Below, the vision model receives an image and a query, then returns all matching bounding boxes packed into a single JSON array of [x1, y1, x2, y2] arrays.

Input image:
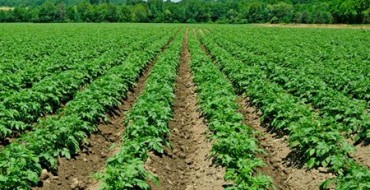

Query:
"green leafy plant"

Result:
[[199, 28, 370, 189], [0, 33, 154, 139], [96, 31, 182, 190], [0, 27, 177, 190], [188, 31, 273, 189]]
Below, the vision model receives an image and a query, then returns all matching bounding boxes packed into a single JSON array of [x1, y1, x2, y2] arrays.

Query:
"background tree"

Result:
[[76, 1, 94, 22], [38, 1, 58, 22], [244, 2, 268, 23], [56, 3, 66, 21], [0, 0, 369, 24], [268, 2, 294, 23], [117, 5, 132, 22], [147, 0, 163, 22], [66, 5, 80, 22], [364, 7, 370, 23], [132, 3, 148, 22]]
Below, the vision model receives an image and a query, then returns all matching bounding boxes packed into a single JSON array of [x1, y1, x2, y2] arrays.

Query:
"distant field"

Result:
[[0, 23, 369, 190], [255, 23, 370, 30], [0, 6, 13, 11]]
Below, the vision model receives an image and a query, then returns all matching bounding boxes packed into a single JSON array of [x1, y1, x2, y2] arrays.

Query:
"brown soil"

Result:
[[353, 145, 370, 169], [238, 96, 335, 190], [348, 140, 370, 169], [145, 30, 226, 190], [197, 29, 335, 189], [255, 23, 370, 30], [32, 36, 175, 190]]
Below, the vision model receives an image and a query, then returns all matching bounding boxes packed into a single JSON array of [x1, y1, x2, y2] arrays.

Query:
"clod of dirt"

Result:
[[70, 178, 79, 189], [40, 169, 50, 180]]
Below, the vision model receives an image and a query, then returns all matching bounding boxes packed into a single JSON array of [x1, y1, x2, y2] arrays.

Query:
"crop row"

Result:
[[1, 29, 96, 74], [0, 31, 165, 140], [211, 27, 370, 75], [0, 35, 134, 101], [198, 30, 370, 189], [96, 31, 183, 190], [188, 31, 273, 189], [210, 27, 370, 106], [0, 24, 127, 74], [0, 30, 177, 190], [205, 32, 370, 142]]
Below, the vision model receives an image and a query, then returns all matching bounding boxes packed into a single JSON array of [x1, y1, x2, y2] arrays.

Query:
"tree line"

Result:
[[0, 0, 369, 24]]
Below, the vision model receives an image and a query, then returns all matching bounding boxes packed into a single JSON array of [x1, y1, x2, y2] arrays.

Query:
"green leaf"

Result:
[[307, 158, 316, 168], [0, 175, 8, 182]]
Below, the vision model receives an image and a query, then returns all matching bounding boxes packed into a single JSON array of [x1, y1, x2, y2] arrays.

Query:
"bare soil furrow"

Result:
[[145, 30, 225, 190], [31, 33, 180, 190], [237, 96, 335, 190], [197, 28, 334, 190], [348, 140, 370, 169]]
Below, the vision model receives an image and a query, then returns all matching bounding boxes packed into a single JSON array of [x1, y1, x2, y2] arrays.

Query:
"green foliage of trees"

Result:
[[0, 0, 369, 23]]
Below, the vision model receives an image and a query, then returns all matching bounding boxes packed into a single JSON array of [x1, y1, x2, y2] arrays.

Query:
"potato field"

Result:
[[0, 23, 369, 190]]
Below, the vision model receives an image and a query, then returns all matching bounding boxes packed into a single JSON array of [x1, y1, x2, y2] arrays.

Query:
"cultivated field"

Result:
[[0, 23, 369, 190], [0, 6, 13, 11]]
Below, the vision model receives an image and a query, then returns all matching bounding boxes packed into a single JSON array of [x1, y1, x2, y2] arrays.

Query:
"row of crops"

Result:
[[208, 26, 370, 106], [197, 26, 370, 189], [204, 27, 370, 141], [0, 24, 179, 189], [0, 24, 369, 189], [95, 29, 277, 189], [188, 30, 274, 189]]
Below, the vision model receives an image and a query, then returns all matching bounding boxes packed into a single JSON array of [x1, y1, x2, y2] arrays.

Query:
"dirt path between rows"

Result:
[[145, 30, 226, 190], [33, 35, 177, 190], [196, 28, 335, 190], [348, 139, 370, 169], [237, 97, 335, 190], [353, 146, 370, 169], [33, 60, 153, 190]]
